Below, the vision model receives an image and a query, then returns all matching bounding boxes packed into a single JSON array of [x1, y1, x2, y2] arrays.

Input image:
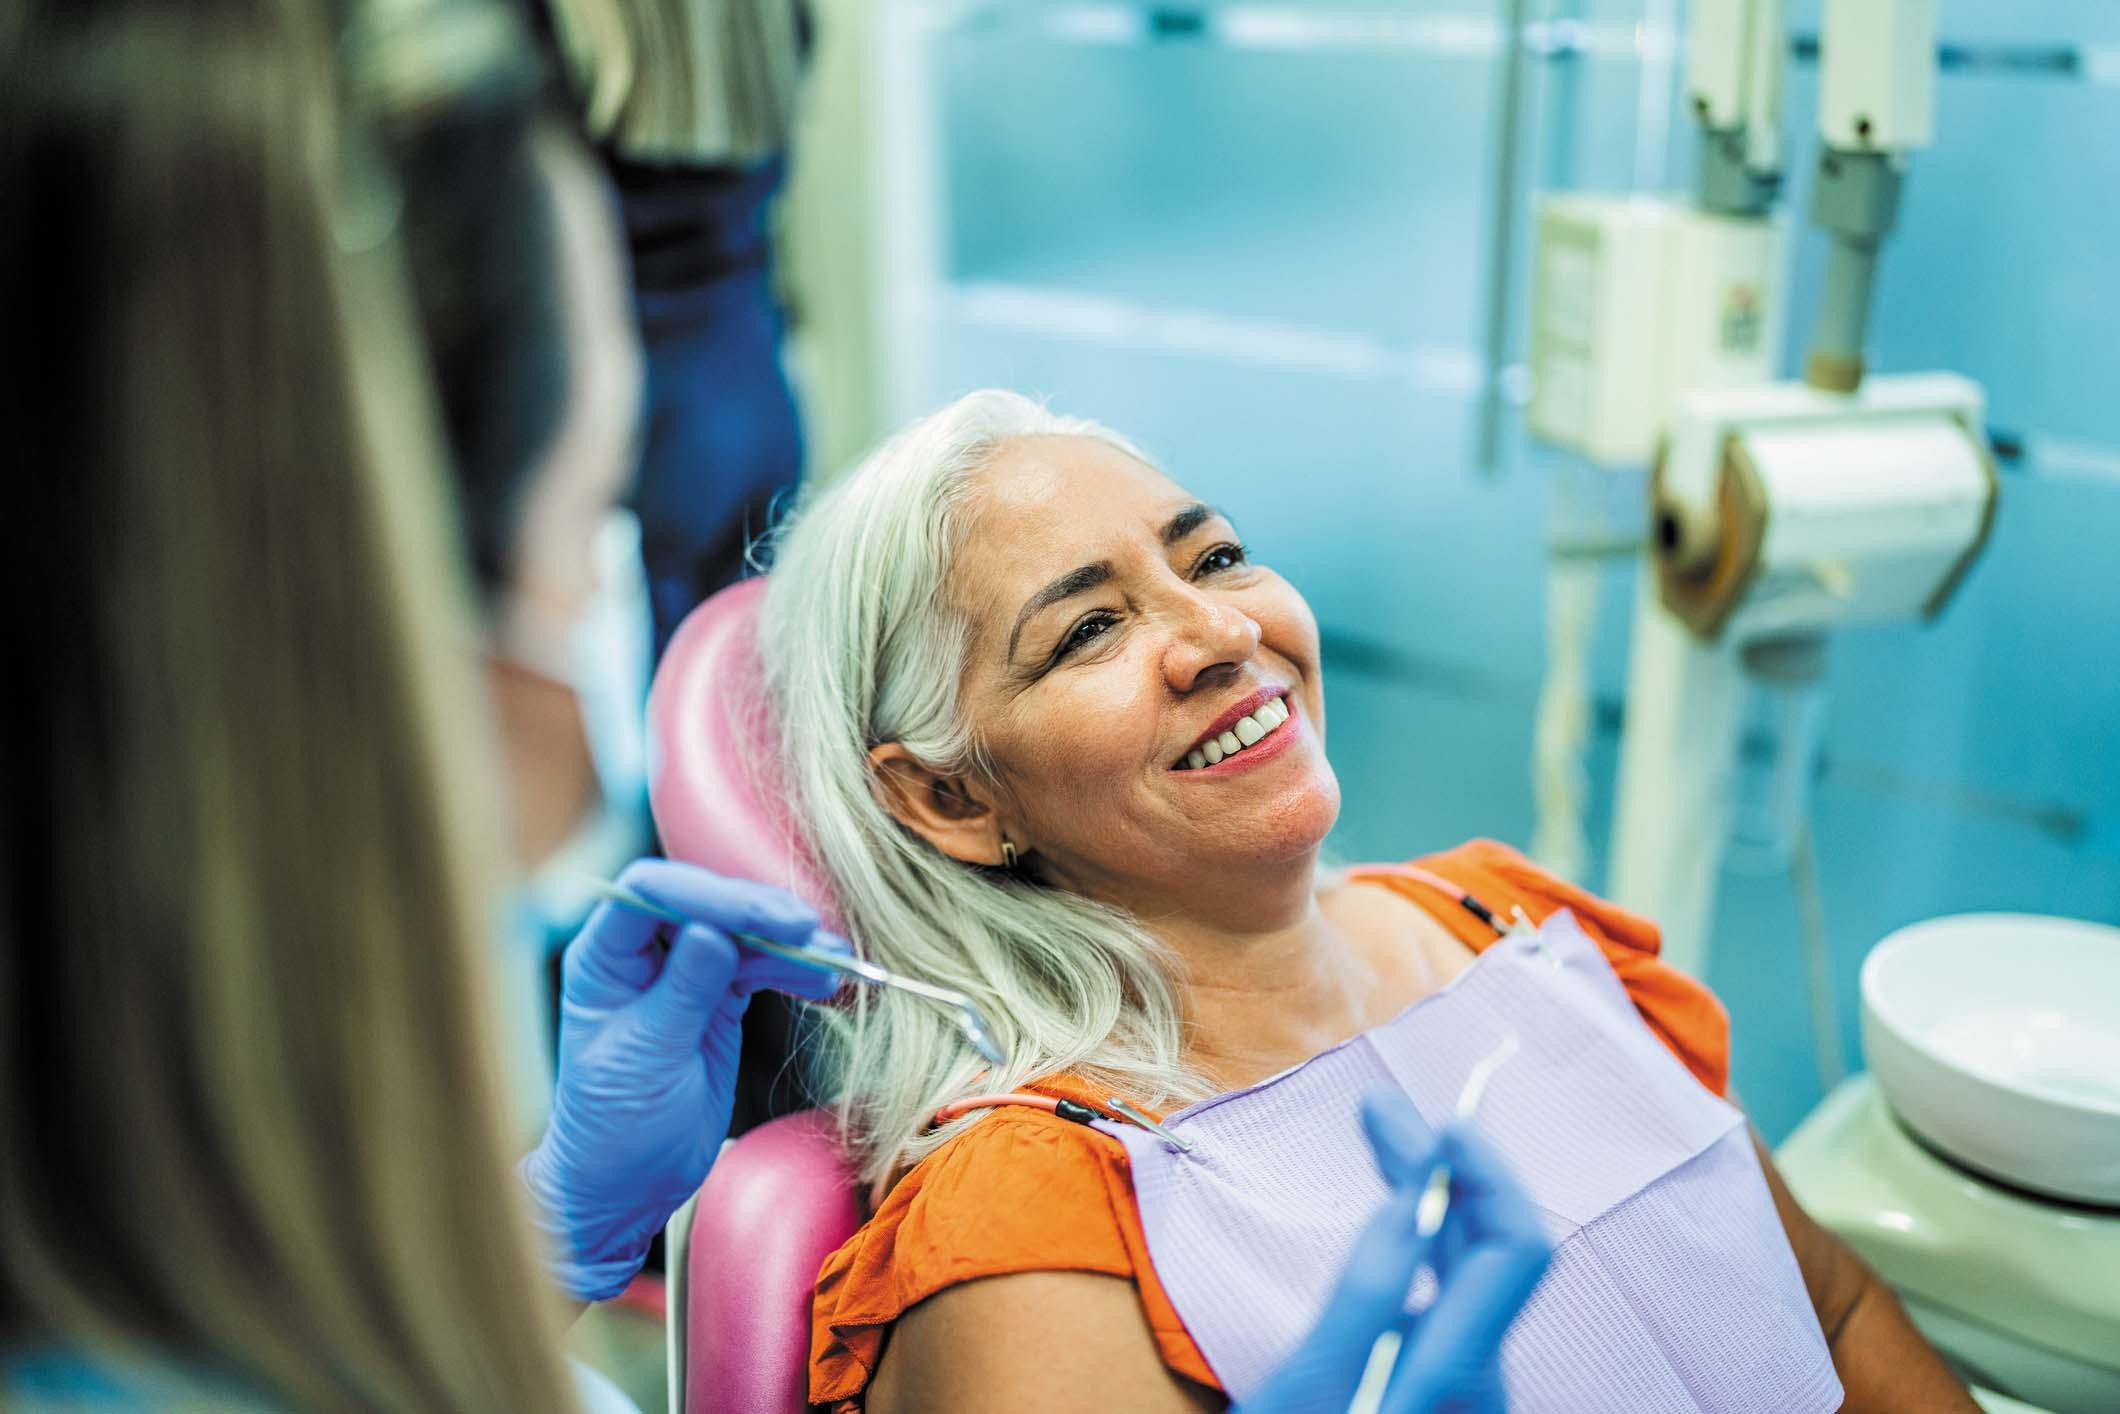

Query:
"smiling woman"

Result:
[[757, 391, 1978, 1414], [760, 397, 1211, 1169]]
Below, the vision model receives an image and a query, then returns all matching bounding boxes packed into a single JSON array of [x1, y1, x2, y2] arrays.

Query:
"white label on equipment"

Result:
[[1541, 240, 1598, 349], [1534, 350, 1593, 441]]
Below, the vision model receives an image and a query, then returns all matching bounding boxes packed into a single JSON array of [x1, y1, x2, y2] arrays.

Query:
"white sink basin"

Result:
[[1862, 913, 2120, 1206]]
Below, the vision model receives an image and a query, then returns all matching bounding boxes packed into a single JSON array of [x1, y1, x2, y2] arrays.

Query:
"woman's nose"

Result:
[[1162, 597, 1262, 693]]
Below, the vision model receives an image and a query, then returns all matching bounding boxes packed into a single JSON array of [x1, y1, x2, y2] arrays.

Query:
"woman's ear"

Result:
[[868, 743, 1011, 868]]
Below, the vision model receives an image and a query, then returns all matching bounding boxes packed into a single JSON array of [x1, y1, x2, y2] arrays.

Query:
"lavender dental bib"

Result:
[[1096, 910, 1841, 1412]]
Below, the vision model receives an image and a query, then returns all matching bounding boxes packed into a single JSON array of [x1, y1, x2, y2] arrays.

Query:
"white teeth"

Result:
[[1175, 696, 1295, 770]]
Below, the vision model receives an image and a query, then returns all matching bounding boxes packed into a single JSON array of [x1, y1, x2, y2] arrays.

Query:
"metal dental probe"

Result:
[[1415, 1033, 1522, 1238], [582, 877, 1007, 1066], [1350, 1033, 1524, 1414]]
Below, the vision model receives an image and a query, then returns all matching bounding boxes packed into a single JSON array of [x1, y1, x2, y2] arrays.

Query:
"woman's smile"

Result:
[[1169, 688, 1298, 774]]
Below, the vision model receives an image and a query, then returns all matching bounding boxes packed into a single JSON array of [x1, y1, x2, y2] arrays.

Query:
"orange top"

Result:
[[809, 839, 1731, 1407]]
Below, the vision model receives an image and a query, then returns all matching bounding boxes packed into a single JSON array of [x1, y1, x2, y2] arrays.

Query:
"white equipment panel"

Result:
[[1820, 0, 1938, 151], [1529, 196, 1784, 468]]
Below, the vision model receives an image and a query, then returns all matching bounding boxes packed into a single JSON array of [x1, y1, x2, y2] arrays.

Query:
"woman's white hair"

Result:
[[760, 390, 1214, 1187]]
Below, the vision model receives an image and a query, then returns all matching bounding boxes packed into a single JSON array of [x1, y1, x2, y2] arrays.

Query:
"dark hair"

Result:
[[347, 0, 574, 598]]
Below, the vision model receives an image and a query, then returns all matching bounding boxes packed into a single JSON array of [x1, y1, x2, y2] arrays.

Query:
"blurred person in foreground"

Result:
[[0, 0, 833, 1402], [361, 0, 846, 1294], [0, 0, 582, 1403], [393, 0, 822, 1136]]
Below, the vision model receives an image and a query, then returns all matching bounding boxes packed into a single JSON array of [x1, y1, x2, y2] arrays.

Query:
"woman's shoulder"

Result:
[[1368, 839, 1732, 1097], [818, 1093, 1144, 1314], [855, 1097, 1139, 1289], [811, 1092, 1146, 1403], [1413, 838, 1664, 952]]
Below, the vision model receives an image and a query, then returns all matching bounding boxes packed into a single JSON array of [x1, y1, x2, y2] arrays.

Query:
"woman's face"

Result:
[[939, 435, 1340, 913]]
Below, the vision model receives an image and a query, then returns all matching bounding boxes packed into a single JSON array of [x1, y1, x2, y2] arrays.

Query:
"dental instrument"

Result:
[[582, 876, 1007, 1066], [1355, 1033, 1527, 1414], [927, 1090, 1194, 1153], [1415, 1034, 1522, 1239], [1388, 863, 1507, 935], [934, 1093, 1108, 1127], [1108, 1095, 1196, 1154]]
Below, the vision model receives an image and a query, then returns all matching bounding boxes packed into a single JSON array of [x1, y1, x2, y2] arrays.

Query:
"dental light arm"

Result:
[[1688, 0, 1787, 215], [1553, 0, 1999, 983], [1523, 1, 1791, 881], [1804, 0, 1936, 392]]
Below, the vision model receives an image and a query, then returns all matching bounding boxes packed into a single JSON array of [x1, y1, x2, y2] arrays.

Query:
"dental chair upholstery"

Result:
[[648, 576, 862, 1414], [678, 1109, 859, 1414], [648, 575, 840, 929]]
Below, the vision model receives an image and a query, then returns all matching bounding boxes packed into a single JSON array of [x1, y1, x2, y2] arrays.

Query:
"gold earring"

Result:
[[1000, 839, 1018, 872]]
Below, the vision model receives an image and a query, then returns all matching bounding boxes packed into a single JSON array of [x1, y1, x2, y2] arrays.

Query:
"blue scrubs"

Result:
[[610, 157, 803, 658], [1, 1347, 641, 1410]]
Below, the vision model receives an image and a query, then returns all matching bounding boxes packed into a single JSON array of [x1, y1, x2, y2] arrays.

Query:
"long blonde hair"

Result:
[[0, 1, 576, 1407], [542, 0, 804, 162], [760, 392, 1220, 1189]]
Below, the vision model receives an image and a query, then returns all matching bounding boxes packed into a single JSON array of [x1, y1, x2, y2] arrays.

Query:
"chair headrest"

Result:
[[647, 577, 841, 931]]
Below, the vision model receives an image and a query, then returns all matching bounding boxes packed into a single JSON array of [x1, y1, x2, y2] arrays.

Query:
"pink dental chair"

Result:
[[648, 576, 863, 1414]]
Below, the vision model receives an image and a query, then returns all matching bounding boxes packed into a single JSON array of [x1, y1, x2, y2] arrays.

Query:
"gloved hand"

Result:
[[1236, 1089, 1552, 1414], [518, 858, 850, 1302]]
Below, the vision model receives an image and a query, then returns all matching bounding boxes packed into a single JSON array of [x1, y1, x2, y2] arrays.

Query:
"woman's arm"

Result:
[[870, 1270, 1225, 1413], [1752, 1134, 1980, 1412]]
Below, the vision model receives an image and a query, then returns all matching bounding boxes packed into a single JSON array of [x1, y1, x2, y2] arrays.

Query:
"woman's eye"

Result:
[[1194, 542, 1249, 577], [1054, 612, 1117, 662]]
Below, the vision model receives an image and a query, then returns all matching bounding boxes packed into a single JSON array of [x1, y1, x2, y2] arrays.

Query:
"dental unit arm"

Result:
[[1527, 0, 1999, 994], [1525, 0, 1789, 882]]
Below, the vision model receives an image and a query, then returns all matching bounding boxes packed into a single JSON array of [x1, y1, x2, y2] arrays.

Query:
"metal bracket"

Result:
[[1696, 124, 1783, 216]]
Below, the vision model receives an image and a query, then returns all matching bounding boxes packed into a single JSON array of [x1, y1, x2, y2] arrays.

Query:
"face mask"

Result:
[[561, 509, 652, 824], [489, 511, 655, 1132], [502, 509, 654, 922]]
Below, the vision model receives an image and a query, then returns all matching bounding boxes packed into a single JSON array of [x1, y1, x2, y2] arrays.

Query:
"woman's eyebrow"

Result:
[[1007, 562, 1113, 660], [1161, 503, 1227, 544]]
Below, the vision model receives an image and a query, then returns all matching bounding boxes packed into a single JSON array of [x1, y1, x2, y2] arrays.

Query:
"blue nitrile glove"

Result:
[[1236, 1090, 1552, 1414], [518, 858, 850, 1302]]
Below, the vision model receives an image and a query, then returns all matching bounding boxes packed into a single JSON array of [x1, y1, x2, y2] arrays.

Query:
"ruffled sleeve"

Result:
[[809, 1088, 1218, 1408], [1358, 838, 1733, 1096]]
